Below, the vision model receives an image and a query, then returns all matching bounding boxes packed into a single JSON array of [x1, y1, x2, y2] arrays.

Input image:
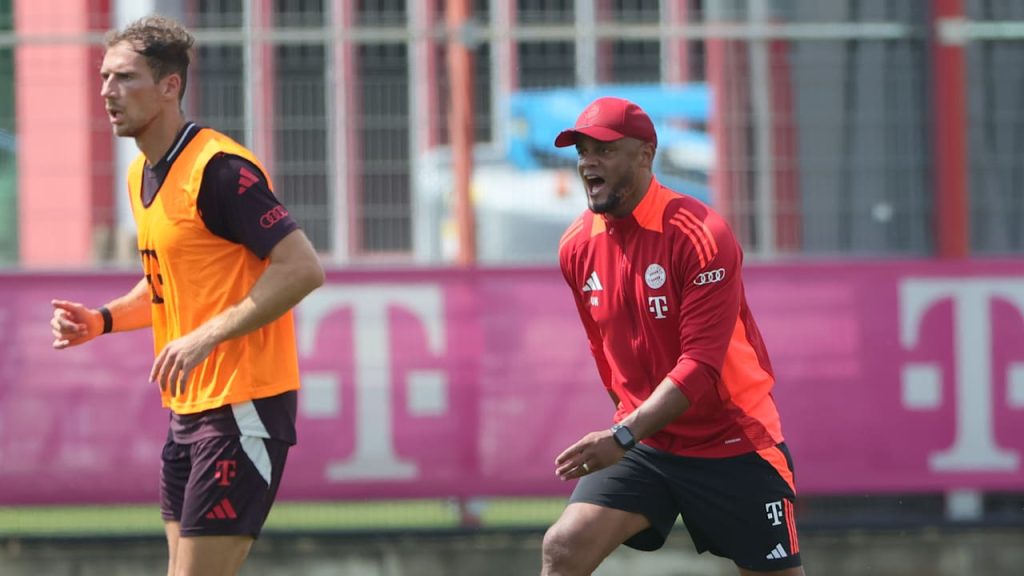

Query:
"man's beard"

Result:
[[588, 170, 631, 215], [114, 110, 158, 138], [589, 187, 624, 214]]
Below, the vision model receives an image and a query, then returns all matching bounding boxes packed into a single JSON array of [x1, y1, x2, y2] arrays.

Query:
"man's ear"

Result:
[[162, 73, 182, 101], [640, 141, 656, 169]]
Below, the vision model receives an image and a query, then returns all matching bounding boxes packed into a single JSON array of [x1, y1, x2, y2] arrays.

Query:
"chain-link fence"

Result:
[[3, 0, 1023, 267]]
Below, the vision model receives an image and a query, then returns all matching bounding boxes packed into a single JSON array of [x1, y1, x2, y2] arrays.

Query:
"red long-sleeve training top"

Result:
[[558, 177, 784, 458]]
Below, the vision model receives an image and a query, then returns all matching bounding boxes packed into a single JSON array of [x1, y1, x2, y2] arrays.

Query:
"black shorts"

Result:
[[569, 442, 801, 571], [160, 434, 290, 538]]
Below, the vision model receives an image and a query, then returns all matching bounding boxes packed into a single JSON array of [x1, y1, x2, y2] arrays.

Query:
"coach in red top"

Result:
[[542, 97, 806, 576]]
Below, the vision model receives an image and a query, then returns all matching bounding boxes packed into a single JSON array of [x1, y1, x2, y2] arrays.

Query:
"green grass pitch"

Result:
[[0, 498, 568, 538]]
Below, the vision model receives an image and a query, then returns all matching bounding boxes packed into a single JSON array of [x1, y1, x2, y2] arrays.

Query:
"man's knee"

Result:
[[541, 521, 569, 563], [541, 520, 590, 576]]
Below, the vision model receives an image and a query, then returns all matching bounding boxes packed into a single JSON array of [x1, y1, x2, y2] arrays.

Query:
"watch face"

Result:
[[613, 425, 635, 449]]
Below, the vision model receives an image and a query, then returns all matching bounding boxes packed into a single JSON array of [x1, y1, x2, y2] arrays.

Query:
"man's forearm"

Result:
[[103, 277, 154, 332], [189, 239, 324, 349], [618, 377, 692, 441]]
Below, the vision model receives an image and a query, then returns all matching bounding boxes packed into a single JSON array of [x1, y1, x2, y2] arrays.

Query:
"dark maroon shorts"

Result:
[[160, 434, 290, 538]]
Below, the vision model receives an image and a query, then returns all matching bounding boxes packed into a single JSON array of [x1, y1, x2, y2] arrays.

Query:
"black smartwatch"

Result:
[[610, 423, 636, 451]]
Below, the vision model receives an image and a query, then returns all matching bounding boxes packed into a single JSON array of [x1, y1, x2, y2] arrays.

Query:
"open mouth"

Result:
[[107, 109, 123, 123], [584, 175, 606, 194]]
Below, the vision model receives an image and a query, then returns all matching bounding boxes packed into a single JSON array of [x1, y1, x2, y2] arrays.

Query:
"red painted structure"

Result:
[[930, 0, 970, 259]]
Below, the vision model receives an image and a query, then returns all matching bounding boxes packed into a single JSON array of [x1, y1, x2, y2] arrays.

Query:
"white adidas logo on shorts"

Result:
[[765, 543, 788, 560]]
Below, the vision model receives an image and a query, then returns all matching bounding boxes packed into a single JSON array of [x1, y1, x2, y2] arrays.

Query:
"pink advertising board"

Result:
[[1, 260, 1023, 504]]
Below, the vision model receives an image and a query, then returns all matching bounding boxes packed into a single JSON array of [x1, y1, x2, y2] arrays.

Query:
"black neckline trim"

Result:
[[141, 122, 202, 208]]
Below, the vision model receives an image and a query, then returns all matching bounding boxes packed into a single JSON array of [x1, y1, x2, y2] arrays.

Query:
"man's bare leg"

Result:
[[541, 502, 650, 576], [165, 520, 253, 576]]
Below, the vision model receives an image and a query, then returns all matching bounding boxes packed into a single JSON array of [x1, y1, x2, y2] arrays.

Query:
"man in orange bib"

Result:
[[49, 16, 324, 576]]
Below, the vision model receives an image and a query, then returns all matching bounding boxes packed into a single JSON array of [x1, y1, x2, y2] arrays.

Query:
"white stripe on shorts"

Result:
[[240, 435, 273, 486], [231, 401, 272, 438], [232, 401, 274, 485]]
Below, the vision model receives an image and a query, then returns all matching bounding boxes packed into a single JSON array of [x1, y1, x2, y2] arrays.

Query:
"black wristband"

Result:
[[98, 306, 113, 334]]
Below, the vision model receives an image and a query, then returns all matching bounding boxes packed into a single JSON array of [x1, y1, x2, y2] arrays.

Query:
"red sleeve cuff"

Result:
[[667, 358, 719, 405]]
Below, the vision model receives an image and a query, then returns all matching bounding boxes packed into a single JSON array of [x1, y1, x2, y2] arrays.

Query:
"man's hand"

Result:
[[50, 300, 103, 349], [554, 429, 627, 481], [150, 330, 216, 396]]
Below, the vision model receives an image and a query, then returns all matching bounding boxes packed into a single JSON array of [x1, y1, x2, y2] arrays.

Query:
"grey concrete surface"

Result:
[[2, 527, 1023, 575]]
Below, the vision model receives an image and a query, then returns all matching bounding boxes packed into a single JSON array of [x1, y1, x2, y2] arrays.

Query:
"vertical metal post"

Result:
[[748, 0, 775, 256], [447, 0, 477, 265], [492, 0, 516, 154], [328, 0, 354, 263], [931, 0, 970, 258], [575, 0, 597, 87], [932, 0, 977, 520], [409, 0, 435, 263], [767, 11, 801, 253], [242, 0, 275, 166], [242, 1, 255, 151]]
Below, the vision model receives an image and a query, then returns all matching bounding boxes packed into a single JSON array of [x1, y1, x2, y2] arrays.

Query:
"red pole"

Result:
[[769, 32, 801, 251], [706, 34, 748, 234], [447, 0, 477, 265], [418, 0, 441, 149], [931, 0, 969, 259], [90, 0, 114, 251], [253, 0, 276, 174]]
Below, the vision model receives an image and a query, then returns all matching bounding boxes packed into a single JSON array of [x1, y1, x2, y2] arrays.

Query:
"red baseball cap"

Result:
[[554, 97, 657, 148]]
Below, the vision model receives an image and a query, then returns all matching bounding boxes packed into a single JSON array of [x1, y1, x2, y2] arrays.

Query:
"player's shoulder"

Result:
[[203, 152, 265, 181], [662, 186, 732, 232], [200, 126, 241, 147], [206, 151, 258, 170], [661, 186, 717, 225], [660, 187, 737, 263], [197, 153, 271, 207], [195, 127, 258, 160], [558, 210, 594, 255]]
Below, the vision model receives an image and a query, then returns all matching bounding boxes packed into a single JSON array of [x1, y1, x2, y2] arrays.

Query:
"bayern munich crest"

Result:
[[580, 103, 602, 125], [645, 264, 666, 289]]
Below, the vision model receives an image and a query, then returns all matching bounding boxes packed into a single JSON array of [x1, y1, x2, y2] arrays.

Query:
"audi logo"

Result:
[[259, 205, 289, 228], [693, 268, 726, 286]]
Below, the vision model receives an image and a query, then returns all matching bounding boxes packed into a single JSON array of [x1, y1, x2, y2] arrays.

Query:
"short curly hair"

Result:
[[105, 15, 194, 102]]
